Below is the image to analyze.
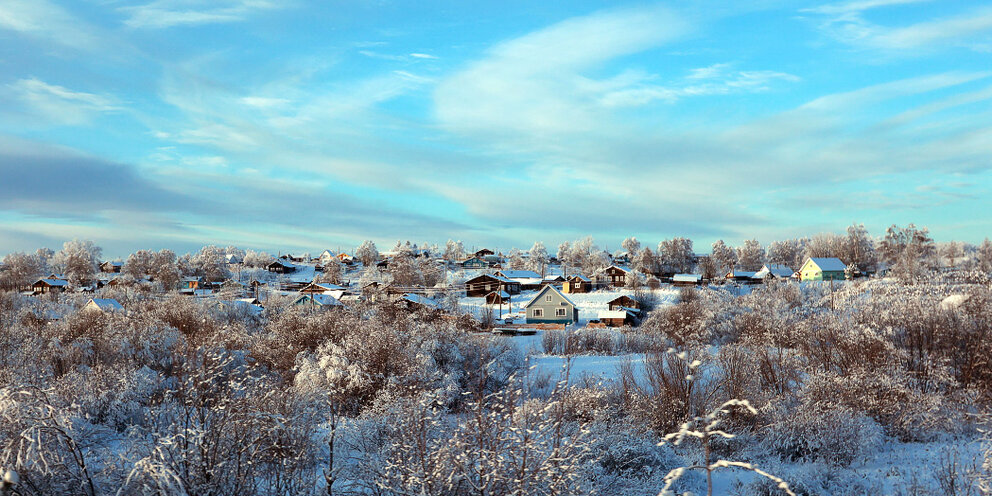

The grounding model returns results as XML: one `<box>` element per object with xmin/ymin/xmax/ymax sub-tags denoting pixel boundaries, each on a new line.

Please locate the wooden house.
<box><xmin>524</xmin><ymin>285</ymin><xmax>578</xmax><ymax>325</ymax></box>
<box><xmin>225</xmin><ymin>254</ymin><xmax>243</xmax><ymax>265</ymax></box>
<box><xmin>798</xmin><ymin>257</ymin><xmax>847</xmax><ymax>281</ymax></box>
<box><xmin>32</xmin><ymin>278</ymin><xmax>68</xmax><ymax>294</ymax></box>
<box><xmin>754</xmin><ymin>264</ymin><xmax>794</xmax><ymax>280</ymax></box>
<box><xmin>562</xmin><ymin>275</ymin><xmax>591</xmax><ymax>294</ymax></box>
<box><xmin>462</xmin><ymin>256</ymin><xmax>488</xmax><ymax>269</ymax></box>
<box><xmin>494</xmin><ymin>270</ymin><xmax>544</xmax><ymax>290</ymax></box>
<box><xmin>267</xmin><ymin>259</ymin><xmax>297</xmax><ymax>273</ymax></box>
<box><xmin>181</xmin><ymin>276</ymin><xmax>203</xmax><ymax>290</ymax></box>
<box><xmin>464</xmin><ymin>274</ymin><xmax>520</xmax><ymax>297</ymax></box>
<box><xmin>724</xmin><ymin>270</ymin><xmax>758</xmax><ymax>283</ymax></box>
<box><xmin>83</xmin><ymin>298</ymin><xmax>123</xmax><ymax>314</ymax></box>
<box><xmin>672</xmin><ymin>274</ymin><xmax>703</xmax><ymax>286</ymax></box>
<box><xmin>607</xmin><ymin>295</ymin><xmax>639</xmax><ymax>311</ymax></box>
<box><xmin>542</xmin><ymin>275</ymin><xmax>565</xmax><ymax>287</ymax></box>
<box><xmin>485</xmin><ymin>290</ymin><xmax>510</xmax><ymax>305</ymax></box>
<box><xmin>474</xmin><ymin>248</ymin><xmax>495</xmax><ymax>258</ymax></box>
<box><xmin>400</xmin><ymin>293</ymin><xmax>443</xmax><ymax>312</ymax></box>
<box><xmin>292</xmin><ymin>293</ymin><xmax>345</xmax><ymax>310</ymax></box>
<box><xmin>599</xmin><ymin>265</ymin><xmax>632</xmax><ymax>288</ymax></box>
<box><xmin>299</xmin><ymin>282</ymin><xmax>346</xmax><ymax>294</ymax></box>
<box><xmin>597</xmin><ymin>308</ymin><xmax>639</xmax><ymax>327</ymax></box>
<box><xmin>100</xmin><ymin>261</ymin><xmax>123</xmax><ymax>273</ymax></box>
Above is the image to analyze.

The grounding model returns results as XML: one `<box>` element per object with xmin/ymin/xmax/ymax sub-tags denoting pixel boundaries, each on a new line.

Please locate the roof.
<box><xmin>755</xmin><ymin>264</ymin><xmax>794</xmax><ymax>278</ymax></box>
<box><xmin>402</xmin><ymin>293</ymin><xmax>442</xmax><ymax>310</ymax></box>
<box><xmin>466</xmin><ymin>274</ymin><xmax>515</xmax><ymax>284</ymax></box>
<box><xmin>726</xmin><ymin>270</ymin><xmax>757</xmax><ymax>278</ymax></box>
<box><xmin>567</xmin><ymin>274</ymin><xmax>591</xmax><ymax>282</ymax></box>
<box><xmin>102</xmin><ymin>261</ymin><xmax>124</xmax><ymax>267</ymax></box>
<box><xmin>523</xmin><ymin>285</ymin><xmax>578</xmax><ymax>309</ymax></box>
<box><xmin>181</xmin><ymin>276</ymin><xmax>202</xmax><ymax>282</ymax></box>
<box><xmin>37</xmin><ymin>278</ymin><xmax>68</xmax><ymax>286</ymax></box>
<box><xmin>86</xmin><ymin>298</ymin><xmax>123</xmax><ymax>312</ymax></box>
<box><xmin>496</xmin><ymin>270</ymin><xmax>541</xmax><ymax>280</ymax></box>
<box><xmin>487</xmin><ymin>290</ymin><xmax>511</xmax><ymax>299</ymax></box>
<box><xmin>293</xmin><ymin>293</ymin><xmax>344</xmax><ymax>306</ymax></box>
<box><xmin>673</xmin><ymin>274</ymin><xmax>702</xmax><ymax>282</ymax></box>
<box><xmin>598</xmin><ymin>309</ymin><xmax>636</xmax><ymax>319</ymax></box>
<box><xmin>806</xmin><ymin>257</ymin><xmax>847</xmax><ymax>271</ymax></box>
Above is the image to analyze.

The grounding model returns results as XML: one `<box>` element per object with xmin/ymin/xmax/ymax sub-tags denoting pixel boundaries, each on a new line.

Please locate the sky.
<box><xmin>1</xmin><ymin>0</ymin><xmax>992</xmax><ymax>258</ymax></box>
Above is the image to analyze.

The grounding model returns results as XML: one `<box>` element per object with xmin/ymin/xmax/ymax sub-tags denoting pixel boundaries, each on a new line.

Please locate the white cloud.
<box><xmin>121</xmin><ymin>0</ymin><xmax>284</xmax><ymax>29</ymax></box>
<box><xmin>4</xmin><ymin>78</ymin><xmax>120</xmax><ymax>125</ymax></box>
<box><xmin>0</xmin><ymin>0</ymin><xmax>103</xmax><ymax>50</ymax></box>
<box><xmin>410</xmin><ymin>53</ymin><xmax>438</xmax><ymax>59</ymax></box>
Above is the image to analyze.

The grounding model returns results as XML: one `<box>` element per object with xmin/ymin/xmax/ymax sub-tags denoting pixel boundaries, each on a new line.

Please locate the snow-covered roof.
<box><xmin>102</xmin><ymin>261</ymin><xmax>123</xmax><ymax>267</ymax></box>
<box><xmin>37</xmin><ymin>278</ymin><xmax>68</xmax><ymax>286</ymax></box>
<box><xmin>807</xmin><ymin>257</ymin><xmax>847</xmax><ymax>272</ymax></box>
<box><xmin>523</xmin><ymin>285</ymin><xmax>578</xmax><ymax>309</ymax></box>
<box><xmin>673</xmin><ymin>274</ymin><xmax>702</xmax><ymax>282</ymax></box>
<box><xmin>496</xmin><ymin>270</ymin><xmax>541</xmax><ymax>280</ymax></box>
<box><xmin>567</xmin><ymin>274</ymin><xmax>591</xmax><ymax>282</ymax></box>
<box><xmin>726</xmin><ymin>270</ymin><xmax>757</xmax><ymax>279</ymax></box>
<box><xmin>487</xmin><ymin>290</ymin><xmax>511</xmax><ymax>299</ymax></box>
<box><xmin>293</xmin><ymin>293</ymin><xmax>344</xmax><ymax>307</ymax></box>
<box><xmin>754</xmin><ymin>264</ymin><xmax>794</xmax><ymax>279</ymax></box>
<box><xmin>85</xmin><ymin>298</ymin><xmax>123</xmax><ymax>312</ymax></box>
<box><xmin>402</xmin><ymin>293</ymin><xmax>442</xmax><ymax>310</ymax></box>
<box><xmin>598</xmin><ymin>309</ymin><xmax>629</xmax><ymax>319</ymax></box>
<box><xmin>181</xmin><ymin>276</ymin><xmax>202</xmax><ymax>282</ymax></box>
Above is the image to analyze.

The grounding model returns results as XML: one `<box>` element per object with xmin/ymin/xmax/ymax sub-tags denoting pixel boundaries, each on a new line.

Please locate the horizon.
<box><xmin>2</xmin><ymin>1</ymin><xmax>992</xmax><ymax>256</ymax></box>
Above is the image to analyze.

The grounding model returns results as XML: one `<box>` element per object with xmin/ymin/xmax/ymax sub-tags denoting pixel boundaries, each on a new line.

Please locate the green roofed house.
<box><xmin>798</xmin><ymin>257</ymin><xmax>848</xmax><ymax>281</ymax></box>
<box><xmin>524</xmin><ymin>285</ymin><xmax>578</xmax><ymax>325</ymax></box>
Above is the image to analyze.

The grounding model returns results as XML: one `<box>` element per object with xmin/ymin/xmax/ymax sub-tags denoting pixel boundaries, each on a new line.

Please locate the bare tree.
<box><xmin>355</xmin><ymin>240</ymin><xmax>379</xmax><ymax>267</ymax></box>
<box><xmin>735</xmin><ymin>239</ymin><xmax>765</xmax><ymax>272</ymax></box>
<box><xmin>0</xmin><ymin>252</ymin><xmax>45</xmax><ymax>290</ymax></box>
<box><xmin>528</xmin><ymin>241</ymin><xmax>548</xmax><ymax>276</ymax></box>
<box><xmin>51</xmin><ymin>239</ymin><xmax>102</xmax><ymax>285</ymax></box>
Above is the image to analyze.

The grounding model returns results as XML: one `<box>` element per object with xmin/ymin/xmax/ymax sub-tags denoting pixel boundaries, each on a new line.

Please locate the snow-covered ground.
<box><xmin>459</xmin><ymin>286</ymin><xmax>680</xmax><ymax>325</ymax></box>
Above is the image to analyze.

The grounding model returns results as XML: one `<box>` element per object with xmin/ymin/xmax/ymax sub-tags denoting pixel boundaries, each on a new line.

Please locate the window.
<box><xmin>545</xmin><ymin>295</ymin><xmax>552</xmax><ymax>302</ymax></box>
<box><xmin>555</xmin><ymin>308</ymin><xmax>566</xmax><ymax>317</ymax></box>
<box><xmin>533</xmin><ymin>308</ymin><xmax>543</xmax><ymax>317</ymax></box>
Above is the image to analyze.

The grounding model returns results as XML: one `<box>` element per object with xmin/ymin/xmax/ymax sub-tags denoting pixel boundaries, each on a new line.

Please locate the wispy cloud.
<box><xmin>120</xmin><ymin>0</ymin><xmax>285</xmax><ymax>29</ymax></box>
<box><xmin>3</xmin><ymin>78</ymin><xmax>121</xmax><ymax>126</ymax></box>
<box><xmin>0</xmin><ymin>0</ymin><xmax>103</xmax><ymax>50</ymax></box>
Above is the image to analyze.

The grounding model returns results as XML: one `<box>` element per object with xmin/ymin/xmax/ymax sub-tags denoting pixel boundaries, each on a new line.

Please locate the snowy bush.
<box><xmin>760</xmin><ymin>400</ymin><xmax>885</xmax><ymax>466</ymax></box>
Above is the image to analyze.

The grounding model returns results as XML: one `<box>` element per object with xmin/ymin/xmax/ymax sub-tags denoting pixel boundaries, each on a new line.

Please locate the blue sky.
<box><xmin>1</xmin><ymin>0</ymin><xmax>991</xmax><ymax>257</ymax></box>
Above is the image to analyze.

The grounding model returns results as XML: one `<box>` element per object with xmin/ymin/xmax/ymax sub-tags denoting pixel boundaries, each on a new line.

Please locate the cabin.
<box><xmin>181</xmin><ymin>276</ymin><xmax>203</xmax><ymax>290</ymax></box>
<box><xmin>462</xmin><ymin>256</ymin><xmax>489</xmax><ymax>269</ymax></box>
<box><xmin>83</xmin><ymin>298</ymin><xmax>123</xmax><ymax>314</ymax></box>
<box><xmin>607</xmin><ymin>295</ymin><xmax>639</xmax><ymax>311</ymax></box>
<box><xmin>299</xmin><ymin>282</ymin><xmax>346</xmax><ymax>294</ymax></box>
<box><xmin>599</xmin><ymin>265</ymin><xmax>632</xmax><ymax>288</ymax></box>
<box><xmin>754</xmin><ymin>264</ymin><xmax>794</xmax><ymax>280</ymax></box>
<box><xmin>672</xmin><ymin>274</ymin><xmax>703</xmax><ymax>286</ymax></box>
<box><xmin>494</xmin><ymin>270</ymin><xmax>544</xmax><ymax>290</ymax></box>
<box><xmin>225</xmin><ymin>254</ymin><xmax>243</xmax><ymax>265</ymax></box>
<box><xmin>725</xmin><ymin>270</ymin><xmax>758</xmax><ymax>283</ymax></box>
<box><xmin>400</xmin><ymin>293</ymin><xmax>443</xmax><ymax>312</ymax></box>
<box><xmin>798</xmin><ymin>257</ymin><xmax>847</xmax><ymax>281</ymax></box>
<box><xmin>464</xmin><ymin>274</ymin><xmax>520</xmax><ymax>297</ymax></box>
<box><xmin>485</xmin><ymin>290</ymin><xmax>510</xmax><ymax>306</ymax></box>
<box><xmin>474</xmin><ymin>248</ymin><xmax>495</xmax><ymax>258</ymax></box>
<box><xmin>100</xmin><ymin>261</ymin><xmax>123</xmax><ymax>273</ymax></box>
<box><xmin>32</xmin><ymin>278</ymin><xmax>68</xmax><ymax>294</ymax></box>
<box><xmin>292</xmin><ymin>293</ymin><xmax>344</xmax><ymax>310</ymax></box>
<box><xmin>562</xmin><ymin>275</ymin><xmax>591</xmax><ymax>294</ymax></box>
<box><xmin>267</xmin><ymin>259</ymin><xmax>297</xmax><ymax>274</ymax></box>
<box><xmin>598</xmin><ymin>308</ymin><xmax>639</xmax><ymax>327</ymax></box>
<box><xmin>524</xmin><ymin>285</ymin><xmax>578</xmax><ymax>325</ymax></box>
<box><xmin>542</xmin><ymin>275</ymin><xmax>565</xmax><ymax>287</ymax></box>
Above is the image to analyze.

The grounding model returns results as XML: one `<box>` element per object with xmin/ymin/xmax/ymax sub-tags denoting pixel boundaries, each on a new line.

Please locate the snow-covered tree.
<box><xmin>123</xmin><ymin>249</ymin><xmax>155</xmax><ymax>279</ymax></box>
<box><xmin>805</xmin><ymin>233</ymin><xmax>845</xmax><ymax>259</ymax></box>
<box><xmin>356</xmin><ymin>240</ymin><xmax>379</xmax><ymax>266</ymax></box>
<box><xmin>767</xmin><ymin>238</ymin><xmax>806</xmax><ymax>269</ymax></box>
<box><xmin>0</xmin><ymin>252</ymin><xmax>45</xmax><ymax>289</ymax></box>
<box><xmin>710</xmin><ymin>240</ymin><xmax>736</xmax><ymax>274</ymax></box>
<box><xmin>318</xmin><ymin>257</ymin><xmax>343</xmax><ymax>285</ymax></box>
<box><xmin>242</xmin><ymin>249</ymin><xmax>273</xmax><ymax>268</ymax></box>
<box><xmin>443</xmin><ymin>239</ymin><xmax>465</xmax><ymax>262</ymax></box>
<box><xmin>528</xmin><ymin>241</ymin><xmax>548</xmax><ymax>276</ymax></box>
<box><xmin>843</xmin><ymin>223</ymin><xmax>877</xmax><ymax>273</ymax></box>
<box><xmin>188</xmin><ymin>245</ymin><xmax>229</xmax><ymax>281</ymax></box>
<box><xmin>659</xmin><ymin>238</ymin><xmax>695</xmax><ymax>274</ymax></box>
<box><xmin>150</xmin><ymin>249</ymin><xmax>180</xmax><ymax>290</ymax></box>
<box><xmin>621</xmin><ymin>236</ymin><xmax>642</xmax><ymax>257</ymax></box>
<box><xmin>51</xmin><ymin>239</ymin><xmax>102</xmax><ymax>285</ymax></box>
<box><xmin>978</xmin><ymin>238</ymin><xmax>992</xmax><ymax>272</ymax></box>
<box><xmin>940</xmin><ymin>241</ymin><xmax>964</xmax><ymax>269</ymax></box>
<box><xmin>735</xmin><ymin>239</ymin><xmax>765</xmax><ymax>272</ymax></box>
<box><xmin>507</xmin><ymin>249</ymin><xmax>526</xmax><ymax>270</ymax></box>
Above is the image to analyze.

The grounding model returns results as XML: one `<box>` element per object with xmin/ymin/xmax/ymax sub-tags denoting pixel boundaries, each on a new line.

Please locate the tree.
<box><xmin>843</xmin><ymin>223</ymin><xmax>877</xmax><ymax>274</ymax></box>
<box><xmin>150</xmin><ymin>249</ymin><xmax>180</xmax><ymax>290</ymax></box>
<box><xmin>319</xmin><ymin>257</ymin><xmax>343</xmax><ymax>285</ymax></box>
<box><xmin>621</xmin><ymin>237</ymin><xmax>641</xmax><ymax>257</ymax></box>
<box><xmin>189</xmin><ymin>245</ymin><xmax>229</xmax><ymax>281</ymax></box>
<box><xmin>658</xmin><ymin>238</ymin><xmax>695</xmax><ymax>274</ymax></box>
<box><xmin>356</xmin><ymin>240</ymin><xmax>379</xmax><ymax>267</ymax></box>
<box><xmin>243</xmin><ymin>250</ymin><xmax>273</xmax><ymax>268</ymax></box>
<box><xmin>527</xmin><ymin>242</ymin><xmax>548</xmax><ymax>276</ymax></box>
<box><xmin>805</xmin><ymin>233</ymin><xmax>845</xmax><ymax>259</ymax></box>
<box><xmin>123</xmin><ymin>249</ymin><xmax>155</xmax><ymax>279</ymax></box>
<box><xmin>710</xmin><ymin>240</ymin><xmax>737</xmax><ymax>274</ymax></box>
<box><xmin>878</xmin><ymin>224</ymin><xmax>936</xmax><ymax>280</ymax></box>
<box><xmin>767</xmin><ymin>238</ymin><xmax>806</xmax><ymax>269</ymax></box>
<box><xmin>51</xmin><ymin>239</ymin><xmax>102</xmax><ymax>285</ymax></box>
<box><xmin>443</xmin><ymin>239</ymin><xmax>465</xmax><ymax>262</ymax></box>
<box><xmin>735</xmin><ymin>239</ymin><xmax>765</xmax><ymax>272</ymax></box>
<box><xmin>940</xmin><ymin>241</ymin><xmax>964</xmax><ymax>269</ymax></box>
<box><xmin>0</xmin><ymin>252</ymin><xmax>44</xmax><ymax>289</ymax></box>
<box><xmin>507</xmin><ymin>249</ymin><xmax>526</xmax><ymax>270</ymax></box>
<box><xmin>978</xmin><ymin>238</ymin><xmax>992</xmax><ymax>272</ymax></box>
<box><xmin>634</xmin><ymin>246</ymin><xmax>657</xmax><ymax>274</ymax></box>
<box><xmin>388</xmin><ymin>253</ymin><xmax>422</xmax><ymax>287</ymax></box>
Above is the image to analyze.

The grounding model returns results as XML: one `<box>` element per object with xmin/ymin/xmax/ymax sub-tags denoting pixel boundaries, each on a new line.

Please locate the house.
<box><xmin>181</xmin><ymin>276</ymin><xmax>203</xmax><ymax>290</ymax></box>
<box><xmin>100</xmin><ymin>261</ymin><xmax>123</xmax><ymax>273</ymax></box>
<box><xmin>225</xmin><ymin>254</ymin><xmax>243</xmax><ymax>265</ymax></box>
<box><xmin>462</xmin><ymin>257</ymin><xmax>489</xmax><ymax>269</ymax></box>
<box><xmin>598</xmin><ymin>308</ymin><xmax>639</xmax><ymax>327</ymax></box>
<box><xmin>542</xmin><ymin>275</ymin><xmax>565</xmax><ymax>287</ymax></box>
<box><xmin>485</xmin><ymin>290</ymin><xmax>510</xmax><ymax>305</ymax></box>
<box><xmin>215</xmin><ymin>299</ymin><xmax>264</xmax><ymax>316</ymax></box>
<box><xmin>725</xmin><ymin>270</ymin><xmax>758</xmax><ymax>283</ymax></box>
<box><xmin>292</xmin><ymin>293</ymin><xmax>345</xmax><ymax>310</ymax></box>
<box><xmin>798</xmin><ymin>257</ymin><xmax>848</xmax><ymax>281</ymax></box>
<box><xmin>83</xmin><ymin>298</ymin><xmax>123</xmax><ymax>314</ymax></box>
<box><xmin>32</xmin><ymin>278</ymin><xmax>68</xmax><ymax>294</ymax></box>
<box><xmin>607</xmin><ymin>295</ymin><xmax>639</xmax><ymax>311</ymax></box>
<box><xmin>494</xmin><ymin>270</ymin><xmax>544</xmax><ymax>290</ymax></box>
<box><xmin>464</xmin><ymin>274</ymin><xmax>520</xmax><ymax>297</ymax></box>
<box><xmin>754</xmin><ymin>264</ymin><xmax>794</xmax><ymax>280</ymax></box>
<box><xmin>524</xmin><ymin>285</ymin><xmax>579</xmax><ymax>325</ymax></box>
<box><xmin>400</xmin><ymin>293</ymin><xmax>443</xmax><ymax>312</ymax></box>
<box><xmin>299</xmin><ymin>282</ymin><xmax>346</xmax><ymax>294</ymax></box>
<box><xmin>598</xmin><ymin>265</ymin><xmax>632</xmax><ymax>288</ymax></box>
<box><xmin>267</xmin><ymin>259</ymin><xmax>297</xmax><ymax>273</ymax></box>
<box><xmin>562</xmin><ymin>275</ymin><xmax>591</xmax><ymax>294</ymax></box>
<box><xmin>474</xmin><ymin>248</ymin><xmax>495</xmax><ymax>258</ymax></box>
<box><xmin>672</xmin><ymin>274</ymin><xmax>703</xmax><ymax>286</ymax></box>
